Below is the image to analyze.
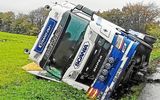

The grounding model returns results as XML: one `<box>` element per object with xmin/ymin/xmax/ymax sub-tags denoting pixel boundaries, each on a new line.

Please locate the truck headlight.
<box><xmin>108</xmin><ymin>57</ymin><xmax>115</xmax><ymax>64</ymax></box>
<box><xmin>99</xmin><ymin>75</ymin><xmax>105</xmax><ymax>81</ymax></box>
<box><xmin>104</xmin><ymin>63</ymin><xmax>111</xmax><ymax>69</ymax></box>
<box><xmin>101</xmin><ymin>69</ymin><xmax>108</xmax><ymax>76</ymax></box>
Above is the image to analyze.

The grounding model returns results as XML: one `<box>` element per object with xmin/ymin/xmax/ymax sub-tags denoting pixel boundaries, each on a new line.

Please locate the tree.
<box><xmin>146</xmin><ymin>23</ymin><xmax>160</xmax><ymax>38</ymax></box>
<box><xmin>97</xmin><ymin>9</ymin><xmax>125</xmax><ymax>27</ymax></box>
<box><xmin>12</xmin><ymin>13</ymin><xmax>32</xmax><ymax>34</ymax></box>
<box><xmin>122</xmin><ymin>3</ymin><xmax>160</xmax><ymax>32</ymax></box>
<box><xmin>146</xmin><ymin>23</ymin><xmax>160</xmax><ymax>48</ymax></box>
<box><xmin>98</xmin><ymin>2</ymin><xmax>160</xmax><ymax>33</ymax></box>
<box><xmin>0</xmin><ymin>12</ymin><xmax>3</xmax><ymax>30</ymax></box>
<box><xmin>0</xmin><ymin>11</ymin><xmax>15</xmax><ymax>32</ymax></box>
<box><xmin>28</xmin><ymin>7</ymin><xmax>49</xmax><ymax>31</ymax></box>
<box><xmin>0</xmin><ymin>7</ymin><xmax>49</xmax><ymax>35</ymax></box>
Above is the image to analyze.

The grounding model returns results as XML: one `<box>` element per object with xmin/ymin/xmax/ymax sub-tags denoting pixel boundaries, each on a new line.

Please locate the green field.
<box><xmin>0</xmin><ymin>32</ymin><xmax>160</xmax><ymax>100</ymax></box>
<box><xmin>0</xmin><ymin>32</ymin><xmax>87</xmax><ymax>100</ymax></box>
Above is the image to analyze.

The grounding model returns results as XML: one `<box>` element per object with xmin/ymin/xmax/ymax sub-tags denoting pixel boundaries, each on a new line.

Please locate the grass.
<box><xmin>148</xmin><ymin>47</ymin><xmax>160</xmax><ymax>74</ymax></box>
<box><xmin>148</xmin><ymin>38</ymin><xmax>160</xmax><ymax>73</ymax></box>
<box><xmin>0</xmin><ymin>32</ymin><xmax>87</xmax><ymax>100</ymax></box>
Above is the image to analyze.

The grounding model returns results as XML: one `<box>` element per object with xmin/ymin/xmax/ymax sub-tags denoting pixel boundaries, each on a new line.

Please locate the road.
<box><xmin>138</xmin><ymin>64</ymin><xmax>160</xmax><ymax>100</ymax></box>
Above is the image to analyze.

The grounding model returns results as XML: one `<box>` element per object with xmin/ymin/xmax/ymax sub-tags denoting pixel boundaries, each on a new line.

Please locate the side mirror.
<box><xmin>45</xmin><ymin>5</ymin><xmax>52</xmax><ymax>11</ymax></box>
<box><xmin>24</xmin><ymin>48</ymin><xmax>30</xmax><ymax>54</ymax></box>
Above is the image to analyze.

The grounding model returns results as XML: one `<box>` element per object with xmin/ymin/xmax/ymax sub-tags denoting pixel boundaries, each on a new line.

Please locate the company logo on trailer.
<box><xmin>74</xmin><ymin>42</ymin><xmax>90</xmax><ymax>69</ymax></box>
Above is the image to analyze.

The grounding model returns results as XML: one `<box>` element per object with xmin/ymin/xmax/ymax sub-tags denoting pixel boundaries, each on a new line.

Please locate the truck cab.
<box><xmin>29</xmin><ymin>2</ymin><xmax>156</xmax><ymax>100</ymax></box>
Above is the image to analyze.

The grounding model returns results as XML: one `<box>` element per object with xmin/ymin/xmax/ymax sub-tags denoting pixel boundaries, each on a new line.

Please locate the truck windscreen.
<box><xmin>50</xmin><ymin>13</ymin><xmax>89</xmax><ymax>77</ymax></box>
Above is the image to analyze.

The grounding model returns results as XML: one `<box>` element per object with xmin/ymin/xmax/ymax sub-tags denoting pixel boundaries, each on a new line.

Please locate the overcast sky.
<box><xmin>0</xmin><ymin>0</ymin><xmax>160</xmax><ymax>14</ymax></box>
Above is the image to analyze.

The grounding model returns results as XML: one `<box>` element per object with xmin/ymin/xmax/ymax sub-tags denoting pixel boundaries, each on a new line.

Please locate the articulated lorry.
<box><xmin>28</xmin><ymin>2</ymin><xmax>156</xmax><ymax>100</ymax></box>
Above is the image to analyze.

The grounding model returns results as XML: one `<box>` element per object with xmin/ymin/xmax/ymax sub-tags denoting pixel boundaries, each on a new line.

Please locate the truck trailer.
<box><xmin>28</xmin><ymin>2</ymin><xmax>156</xmax><ymax>100</ymax></box>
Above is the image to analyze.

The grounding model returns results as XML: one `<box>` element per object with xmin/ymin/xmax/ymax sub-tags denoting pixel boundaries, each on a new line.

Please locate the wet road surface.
<box><xmin>138</xmin><ymin>64</ymin><xmax>160</xmax><ymax>100</ymax></box>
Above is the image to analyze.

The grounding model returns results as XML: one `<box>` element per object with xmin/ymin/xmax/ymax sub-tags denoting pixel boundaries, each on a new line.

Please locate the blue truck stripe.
<box><xmin>34</xmin><ymin>18</ymin><xmax>57</xmax><ymax>53</ymax></box>
<box><xmin>92</xmin><ymin>34</ymin><xmax>139</xmax><ymax>95</ymax></box>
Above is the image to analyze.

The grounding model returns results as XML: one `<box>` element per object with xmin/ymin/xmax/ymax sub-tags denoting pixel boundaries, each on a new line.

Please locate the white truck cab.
<box><xmin>29</xmin><ymin>2</ymin><xmax>156</xmax><ymax>100</ymax></box>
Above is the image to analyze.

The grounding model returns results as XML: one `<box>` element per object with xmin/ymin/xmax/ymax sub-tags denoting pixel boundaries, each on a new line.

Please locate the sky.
<box><xmin>0</xmin><ymin>0</ymin><xmax>160</xmax><ymax>14</ymax></box>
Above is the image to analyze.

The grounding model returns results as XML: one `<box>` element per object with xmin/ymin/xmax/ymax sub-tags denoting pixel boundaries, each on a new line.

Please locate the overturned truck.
<box><xmin>29</xmin><ymin>2</ymin><xmax>156</xmax><ymax>100</ymax></box>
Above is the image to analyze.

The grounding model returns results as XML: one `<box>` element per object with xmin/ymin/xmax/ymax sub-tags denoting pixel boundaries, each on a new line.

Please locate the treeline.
<box><xmin>97</xmin><ymin>3</ymin><xmax>160</xmax><ymax>38</ymax></box>
<box><xmin>0</xmin><ymin>8</ymin><xmax>49</xmax><ymax>35</ymax></box>
<box><xmin>0</xmin><ymin>3</ymin><xmax>160</xmax><ymax>37</ymax></box>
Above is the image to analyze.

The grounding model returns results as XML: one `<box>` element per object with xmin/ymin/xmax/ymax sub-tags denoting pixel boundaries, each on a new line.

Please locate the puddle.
<box><xmin>138</xmin><ymin>83</ymin><xmax>160</xmax><ymax>100</ymax></box>
<box><xmin>138</xmin><ymin>64</ymin><xmax>160</xmax><ymax>100</ymax></box>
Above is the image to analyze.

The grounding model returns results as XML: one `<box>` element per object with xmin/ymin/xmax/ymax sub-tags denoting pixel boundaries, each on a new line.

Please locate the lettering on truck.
<box><xmin>74</xmin><ymin>42</ymin><xmax>90</xmax><ymax>69</ymax></box>
<box><xmin>39</xmin><ymin>25</ymin><xmax>52</xmax><ymax>48</ymax></box>
<box><xmin>34</xmin><ymin>18</ymin><xmax>57</xmax><ymax>53</ymax></box>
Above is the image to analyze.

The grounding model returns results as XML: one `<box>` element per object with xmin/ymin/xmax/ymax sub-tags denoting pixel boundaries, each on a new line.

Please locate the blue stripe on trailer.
<box><xmin>127</xmin><ymin>42</ymin><xmax>139</xmax><ymax>58</ymax></box>
<box><xmin>106</xmin><ymin>47</ymin><xmax>123</xmax><ymax>85</ymax></box>
<box><xmin>103</xmin><ymin>39</ymin><xmax>139</xmax><ymax>99</ymax></box>
<box><xmin>105</xmin><ymin>36</ymin><xmax>131</xmax><ymax>87</ymax></box>
<box><xmin>112</xmin><ymin>34</ymin><xmax>118</xmax><ymax>45</ymax></box>
<box><xmin>109</xmin><ymin>39</ymin><xmax>139</xmax><ymax>90</ymax></box>
<box><xmin>121</xmin><ymin>41</ymin><xmax>139</xmax><ymax>71</ymax></box>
